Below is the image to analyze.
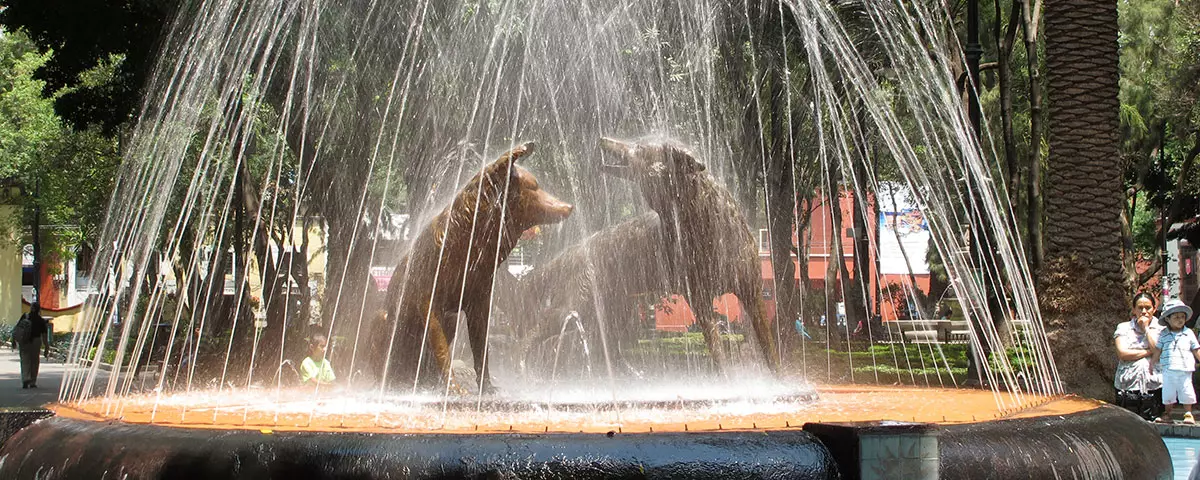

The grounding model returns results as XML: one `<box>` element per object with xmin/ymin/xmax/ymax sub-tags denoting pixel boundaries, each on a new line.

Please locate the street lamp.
<box><xmin>963</xmin><ymin>0</ymin><xmax>994</xmax><ymax>387</ymax></box>
<box><xmin>966</xmin><ymin>0</ymin><xmax>982</xmax><ymax>136</ymax></box>
<box><xmin>31</xmin><ymin>177</ymin><xmax>41</xmax><ymax>305</ymax></box>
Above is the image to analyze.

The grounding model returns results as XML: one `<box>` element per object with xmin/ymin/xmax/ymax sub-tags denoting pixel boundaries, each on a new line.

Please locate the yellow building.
<box><xmin>1</xmin><ymin>182</ymin><xmax>22</xmax><ymax>327</ymax></box>
<box><xmin>244</xmin><ymin>219</ymin><xmax>328</xmax><ymax>324</ymax></box>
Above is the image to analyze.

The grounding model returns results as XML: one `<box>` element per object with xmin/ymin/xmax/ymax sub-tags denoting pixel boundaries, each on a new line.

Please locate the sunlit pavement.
<box><xmin>0</xmin><ymin>349</ymin><xmax>63</xmax><ymax>408</ymax></box>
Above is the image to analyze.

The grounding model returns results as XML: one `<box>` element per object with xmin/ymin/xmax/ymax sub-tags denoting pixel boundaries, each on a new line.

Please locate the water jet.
<box><xmin>0</xmin><ymin>0</ymin><xmax>1169</xmax><ymax>478</ymax></box>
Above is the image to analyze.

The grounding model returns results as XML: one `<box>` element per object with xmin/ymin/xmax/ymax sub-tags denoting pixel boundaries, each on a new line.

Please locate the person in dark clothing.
<box><xmin>17</xmin><ymin>303</ymin><xmax>51</xmax><ymax>389</ymax></box>
<box><xmin>936</xmin><ymin>301</ymin><xmax>954</xmax><ymax>320</ymax></box>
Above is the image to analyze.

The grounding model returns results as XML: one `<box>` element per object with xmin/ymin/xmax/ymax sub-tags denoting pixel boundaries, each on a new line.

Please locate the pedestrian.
<box><xmin>1113</xmin><ymin>292</ymin><xmax>1164</xmax><ymax>420</ymax></box>
<box><xmin>936</xmin><ymin>301</ymin><xmax>953</xmax><ymax>320</ymax></box>
<box><xmin>14</xmin><ymin>303</ymin><xmax>51</xmax><ymax>389</ymax></box>
<box><xmin>1150</xmin><ymin>298</ymin><xmax>1200</xmax><ymax>424</ymax></box>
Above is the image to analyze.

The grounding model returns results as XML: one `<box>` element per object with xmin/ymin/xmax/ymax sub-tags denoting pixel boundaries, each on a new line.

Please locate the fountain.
<box><xmin>0</xmin><ymin>0</ymin><xmax>1169</xmax><ymax>478</ymax></box>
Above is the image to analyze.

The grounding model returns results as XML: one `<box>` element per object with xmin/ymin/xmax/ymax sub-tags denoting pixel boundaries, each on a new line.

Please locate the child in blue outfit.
<box><xmin>1149</xmin><ymin>298</ymin><xmax>1200</xmax><ymax>424</ymax></box>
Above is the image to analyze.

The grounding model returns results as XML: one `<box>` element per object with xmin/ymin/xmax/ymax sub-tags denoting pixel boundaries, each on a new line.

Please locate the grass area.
<box><xmin>852</xmin><ymin>364</ymin><xmax>968</xmax><ymax>377</ymax></box>
<box><xmin>790</xmin><ymin>343</ymin><xmax>970</xmax><ymax>385</ymax></box>
<box><xmin>836</xmin><ymin>344</ymin><xmax>969</xmax><ymax>369</ymax></box>
<box><xmin>625</xmin><ymin>333</ymin><xmax>974</xmax><ymax>386</ymax></box>
<box><xmin>629</xmin><ymin>331</ymin><xmax>745</xmax><ymax>355</ymax></box>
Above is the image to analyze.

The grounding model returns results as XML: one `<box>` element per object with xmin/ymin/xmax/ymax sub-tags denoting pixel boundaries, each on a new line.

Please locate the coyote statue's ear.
<box><xmin>665</xmin><ymin>143</ymin><xmax>705</xmax><ymax>174</ymax></box>
<box><xmin>486</xmin><ymin>141</ymin><xmax>536</xmax><ymax>179</ymax></box>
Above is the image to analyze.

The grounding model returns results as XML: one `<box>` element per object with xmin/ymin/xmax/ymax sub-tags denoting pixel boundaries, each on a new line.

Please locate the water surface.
<box><xmin>1165</xmin><ymin>436</ymin><xmax>1198</xmax><ymax>480</ymax></box>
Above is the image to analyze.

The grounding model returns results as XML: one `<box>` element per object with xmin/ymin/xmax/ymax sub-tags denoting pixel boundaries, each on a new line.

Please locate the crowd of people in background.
<box><xmin>1114</xmin><ymin>293</ymin><xmax>1200</xmax><ymax>424</ymax></box>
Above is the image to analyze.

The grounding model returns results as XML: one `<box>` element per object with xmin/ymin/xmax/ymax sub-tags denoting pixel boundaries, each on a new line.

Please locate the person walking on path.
<box><xmin>13</xmin><ymin>303</ymin><xmax>51</xmax><ymax>389</ymax></box>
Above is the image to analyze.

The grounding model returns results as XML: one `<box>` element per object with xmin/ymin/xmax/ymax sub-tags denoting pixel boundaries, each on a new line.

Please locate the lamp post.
<box><xmin>966</xmin><ymin>0</ymin><xmax>982</xmax><ymax>136</ymax></box>
<box><xmin>31</xmin><ymin>177</ymin><xmax>41</xmax><ymax>305</ymax></box>
<box><xmin>963</xmin><ymin>0</ymin><xmax>994</xmax><ymax>387</ymax></box>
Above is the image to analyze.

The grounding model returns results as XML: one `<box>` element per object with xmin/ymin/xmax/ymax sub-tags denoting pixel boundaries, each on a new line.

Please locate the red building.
<box><xmin>654</xmin><ymin>189</ymin><xmax>932</xmax><ymax>331</ymax></box>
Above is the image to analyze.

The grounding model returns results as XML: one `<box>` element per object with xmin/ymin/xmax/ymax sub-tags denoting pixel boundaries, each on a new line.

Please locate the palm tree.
<box><xmin>1041</xmin><ymin>0</ymin><xmax>1124</xmax><ymax>400</ymax></box>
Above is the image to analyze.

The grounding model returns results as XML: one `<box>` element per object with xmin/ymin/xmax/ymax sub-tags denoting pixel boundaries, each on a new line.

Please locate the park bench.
<box><xmin>884</xmin><ymin>319</ymin><xmax>953</xmax><ymax>344</ymax></box>
<box><xmin>944</xmin><ymin>318</ymin><xmax>1034</xmax><ymax>344</ymax></box>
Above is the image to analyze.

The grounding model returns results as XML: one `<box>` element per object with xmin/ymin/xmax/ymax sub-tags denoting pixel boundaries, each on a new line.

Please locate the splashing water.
<box><xmin>61</xmin><ymin>0</ymin><xmax>1060</xmax><ymax>428</ymax></box>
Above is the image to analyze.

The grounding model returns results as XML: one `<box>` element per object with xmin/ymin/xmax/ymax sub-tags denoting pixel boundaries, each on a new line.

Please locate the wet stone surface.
<box><xmin>0</xmin><ymin>407</ymin><xmax>53</xmax><ymax>446</ymax></box>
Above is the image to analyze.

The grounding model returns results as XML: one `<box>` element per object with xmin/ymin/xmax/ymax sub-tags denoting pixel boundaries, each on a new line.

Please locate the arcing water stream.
<box><xmin>61</xmin><ymin>0</ymin><xmax>1060</xmax><ymax>430</ymax></box>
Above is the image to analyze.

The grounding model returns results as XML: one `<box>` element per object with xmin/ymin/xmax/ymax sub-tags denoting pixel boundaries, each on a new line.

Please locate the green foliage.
<box><xmin>1117</xmin><ymin>0</ymin><xmax>1200</xmax><ymax>291</ymax></box>
<box><xmin>85</xmin><ymin>334</ymin><xmax>139</xmax><ymax>365</ymax></box>
<box><xmin>987</xmin><ymin>342</ymin><xmax>1038</xmax><ymax>374</ymax></box>
<box><xmin>0</xmin><ymin>30</ymin><xmax>121</xmax><ymax>261</ymax></box>
<box><xmin>816</xmin><ymin>343</ymin><xmax>970</xmax><ymax>381</ymax></box>
<box><xmin>0</xmin><ymin>321</ymin><xmax>11</xmax><ymax>346</ymax></box>
<box><xmin>925</xmin><ymin>241</ymin><xmax>948</xmax><ymax>286</ymax></box>
<box><xmin>1131</xmin><ymin>191</ymin><xmax>1160</xmax><ymax>255</ymax></box>
<box><xmin>1121</xmin><ymin>0</ymin><xmax>1200</xmax><ymax>222</ymax></box>
<box><xmin>0</xmin><ymin>32</ymin><xmax>58</xmax><ymax>181</ymax></box>
<box><xmin>853</xmin><ymin>364</ymin><xmax>968</xmax><ymax>377</ymax></box>
<box><xmin>85</xmin><ymin>345</ymin><xmax>117</xmax><ymax>364</ymax></box>
<box><xmin>632</xmin><ymin>332</ymin><xmax>745</xmax><ymax>355</ymax></box>
<box><xmin>1119</xmin><ymin>0</ymin><xmax>1175</xmax><ymax>157</ymax></box>
<box><xmin>0</xmin><ymin>0</ymin><xmax>178</xmax><ymax>133</ymax></box>
<box><xmin>834</xmin><ymin>343</ymin><xmax>970</xmax><ymax>368</ymax></box>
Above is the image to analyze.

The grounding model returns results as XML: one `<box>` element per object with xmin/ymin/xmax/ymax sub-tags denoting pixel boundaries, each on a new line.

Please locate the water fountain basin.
<box><xmin>0</xmin><ymin>387</ymin><xmax>1170</xmax><ymax>479</ymax></box>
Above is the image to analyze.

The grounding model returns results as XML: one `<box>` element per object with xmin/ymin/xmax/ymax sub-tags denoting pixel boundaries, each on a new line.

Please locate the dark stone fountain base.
<box><xmin>0</xmin><ymin>416</ymin><xmax>838</xmax><ymax>479</ymax></box>
<box><xmin>0</xmin><ymin>403</ymin><xmax>1170</xmax><ymax>479</ymax></box>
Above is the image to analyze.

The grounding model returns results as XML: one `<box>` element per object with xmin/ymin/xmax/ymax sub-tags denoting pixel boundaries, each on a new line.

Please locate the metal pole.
<box><xmin>963</xmin><ymin>0</ymin><xmax>991</xmax><ymax>386</ymax></box>
<box><xmin>966</xmin><ymin>0</ymin><xmax>982</xmax><ymax>136</ymax></box>
<box><xmin>31</xmin><ymin>177</ymin><xmax>41</xmax><ymax>305</ymax></box>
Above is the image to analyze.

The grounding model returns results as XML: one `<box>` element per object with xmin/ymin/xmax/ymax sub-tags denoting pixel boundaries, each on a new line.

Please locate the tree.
<box><xmin>1122</xmin><ymin>0</ymin><xmax>1200</xmax><ymax>308</ymax></box>
<box><xmin>1118</xmin><ymin>0</ymin><xmax>1181</xmax><ymax>291</ymax></box>
<box><xmin>1041</xmin><ymin>0</ymin><xmax>1125</xmax><ymax>399</ymax></box>
<box><xmin>720</xmin><ymin>0</ymin><xmax>813</xmax><ymax>359</ymax></box>
<box><xmin>0</xmin><ymin>31</ymin><xmax>121</xmax><ymax>268</ymax></box>
<box><xmin>0</xmin><ymin>33</ymin><xmax>58</xmax><ymax>181</ymax></box>
<box><xmin>1021</xmin><ymin>0</ymin><xmax>1046</xmax><ymax>279</ymax></box>
<box><xmin>0</xmin><ymin>0</ymin><xmax>178</xmax><ymax>133</ymax></box>
<box><xmin>992</xmin><ymin>0</ymin><xmax>1023</xmax><ymax>199</ymax></box>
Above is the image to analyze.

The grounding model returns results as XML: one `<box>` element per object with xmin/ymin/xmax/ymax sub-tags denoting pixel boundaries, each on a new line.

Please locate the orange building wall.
<box><xmin>649</xmin><ymin>189</ymin><xmax>932</xmax><ymax>330</ymax></box>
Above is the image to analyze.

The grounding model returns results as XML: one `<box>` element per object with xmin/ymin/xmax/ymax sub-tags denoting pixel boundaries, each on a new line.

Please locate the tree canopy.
<box><xmin>2</xmin><ymin>0</ymin><xmax>1200</xmax><ymax>396</ymax></box>
<box><xmin>0</xmin><ymin>30</ymin><xmax>121</xmax><ymax>261</ymax></box>
<box><xmin>0</xmin><ymin>0</ymin><xmax>177</xmax><ymax>133</ymax></box>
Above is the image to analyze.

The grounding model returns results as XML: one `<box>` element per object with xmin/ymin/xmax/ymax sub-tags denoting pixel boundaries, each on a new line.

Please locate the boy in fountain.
<box><xmin>1149</xmin><ymin>299</ymin><xmax>1200</xmax><ymax>424</ymax></box>
<box><xmin>301</xmin><ymin>334</ymin><xmax>336</xmax><ymax>386</ymax></box>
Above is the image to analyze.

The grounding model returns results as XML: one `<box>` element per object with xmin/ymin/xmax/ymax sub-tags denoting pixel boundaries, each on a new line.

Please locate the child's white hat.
<box><xmin>1161</xmin><ymin>298</ymin><xmax>1193</xmax><ymax>321</ymax></box>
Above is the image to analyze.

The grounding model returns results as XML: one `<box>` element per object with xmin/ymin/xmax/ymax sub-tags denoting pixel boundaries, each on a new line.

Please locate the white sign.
<box><xmin>878</xmin><ymin>183</ymin><xmax>930</xmax><ymax>275</ymax></box>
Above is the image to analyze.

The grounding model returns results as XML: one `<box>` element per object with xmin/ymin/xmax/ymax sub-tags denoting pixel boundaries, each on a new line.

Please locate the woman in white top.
<box><xmin>1113</xmin><ymin>292</ymin><xmax>1163</xmax><ymax>420</ymax></box>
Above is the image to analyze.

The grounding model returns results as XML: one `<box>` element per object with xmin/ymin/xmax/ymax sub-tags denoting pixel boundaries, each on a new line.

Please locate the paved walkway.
<box><xmin>0</xmin><ymin>348</ymin><xmax>63</xmax><ymax>408</ymax></box>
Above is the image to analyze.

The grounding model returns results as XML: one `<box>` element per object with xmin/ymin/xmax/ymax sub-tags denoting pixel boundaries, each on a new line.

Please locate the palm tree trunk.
<box><xmin>1042</xmin><ymin>0</ymin><xmax>1124</xmax><ymax>400</ymax></box>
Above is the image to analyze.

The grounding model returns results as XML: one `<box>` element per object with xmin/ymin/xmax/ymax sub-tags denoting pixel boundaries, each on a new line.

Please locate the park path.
<box><xmin>0</xmin><ymin>349</ymin><xmax>63</xmax><ymax>408</ymax></box>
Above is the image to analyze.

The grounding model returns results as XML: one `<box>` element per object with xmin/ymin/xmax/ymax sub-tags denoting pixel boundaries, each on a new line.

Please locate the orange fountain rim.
<box><xmin>50</xmin><ymin>384</ymin><xmax>1102</xmax><ymax>435</ymax></box>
